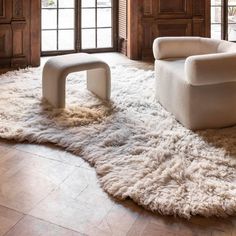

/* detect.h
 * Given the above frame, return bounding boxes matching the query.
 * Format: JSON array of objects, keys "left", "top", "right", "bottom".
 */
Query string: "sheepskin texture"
[{"left": 1, "top": 66, "right": 236, "bottom": 219}]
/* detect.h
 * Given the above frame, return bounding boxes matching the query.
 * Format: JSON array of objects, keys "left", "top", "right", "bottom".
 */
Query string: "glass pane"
[
  {"left": 82, "top": 9, "right": 96, "bottom": 28},
  {"left": 97, "top": 28, "right": 112, "bottom": 48},
  {"left": 42, "top": 30, "right": 57, "bottom": 51},
  {"left": 81, "top": 0, "right": 95, "bottom": 8},
  {"left": 228, "top": 5, "right": 236, "bottom": 41},
  {"left": 229, "top": 0, "right": 236, "bottom": 5},
  {"left": 58, "top": 30, "right": 74, "bottom": 50},
  {"left": 211, "top": 0, "right": 222, "bottom": 6},
  {"left": 59, "top": 9, "right": 74, "bottom": 29},
  {"left": 211, "top": 24, "right": 222, "bottom": 39},
  {"left": 228, "top": 6, "right": 236, "bottom": 22},
  {"left": 97, "top": 8, "right": 112, "bottom": 27},
  {"left": 97, "top": 0, "right": 112, "bottom": 7},
  {"left": 228, "top": 24, "right": 236, "bottom": 41},
  {"left": 211, "top": 7, "right": 222, "bottom": 23},
  {"left": 58, "top": 0, "right": 74, "bottom": 8},
  {"left": 82, "top": 29, "right": 96, "bottom": 49},
  {"left": 42, "top": 9, "right": 57, "bottom": 29},
  {"left": 42, "top": 0, "right": 57, "bottom": 8}
]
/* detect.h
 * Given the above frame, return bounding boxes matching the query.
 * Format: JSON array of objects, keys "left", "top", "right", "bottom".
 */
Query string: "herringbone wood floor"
[{"left": 1, "top": 139, "right": 236, "bottom": 236}]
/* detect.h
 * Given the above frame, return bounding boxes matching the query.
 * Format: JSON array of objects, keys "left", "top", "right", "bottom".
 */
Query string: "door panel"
[
  {"left": 155, "top": 19, "right": 192, "bottom": 36},
  {"left": 0, "top": 0, "right": 12, "bottom": 23},
  {"left": 0, "top": 0, "right": 40, "bottom": 68},
  {"left": 0, "top": 24, "right": 12, "bottom": 57},
  {"left": 156, "top": 0, "right": 192, "bottom": 18}
]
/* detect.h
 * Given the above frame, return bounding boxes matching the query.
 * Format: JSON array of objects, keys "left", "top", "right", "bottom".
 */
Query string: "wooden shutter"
[{"left": 118, "top": 0, "right": 127, "bottom": 55}]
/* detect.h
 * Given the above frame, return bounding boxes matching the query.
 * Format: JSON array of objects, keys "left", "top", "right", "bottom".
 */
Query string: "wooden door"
[
  {"left": 0, "top": 0, "right": 40, "bottom": 68},
  {"left": 125, "top": 0, "right": 210, "bottom": 60},
  {"left": 0, "top": 0, "right": 12, "bottom": 66}
]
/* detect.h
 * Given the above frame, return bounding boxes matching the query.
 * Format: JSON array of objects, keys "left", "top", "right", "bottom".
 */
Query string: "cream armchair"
[{"left": 153, "top": 37, "right": 236, "bottom": 130}]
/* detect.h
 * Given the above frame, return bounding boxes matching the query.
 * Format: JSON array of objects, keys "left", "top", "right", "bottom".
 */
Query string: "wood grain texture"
[
  {"left": 193, "top": 0, "right": 205, "bottom": 16},
  {"left": 0, "top": 0, "right": 12, "bottom": 23},
  {"left": 0, "top": 0, "right": 40, "bottom": 68},
  {"left": 0, "top": 24, "right": 12, "bottom": 58},
  {"left": 118, "top": 0, "right": 127, "bottom": 55},
  {"left": 13, "top": 0, "right": 23, "bottom": 18},
  {"left": 30, "top": 0, "right": 40, "bottom": 67},
  {"left": 127, "top": 0, "right": 141, "bottom": 59},
  {"left": 157, "top": 0, "right": 192, "bottom": 18},
  {"left": 143, "top": 0, "right": 153, "bottom": 16},
  {"left": 126, "top": 0, "right": 210, "bottom": 59},
  {"left": 0, "top": 0, "right": 3, "bottom": 17},
  {"left": 4, "top": 216, "right": 84, "bottom": 236},
  {"left": 0, "top": 206, "right": 23, "bottom": 236}
]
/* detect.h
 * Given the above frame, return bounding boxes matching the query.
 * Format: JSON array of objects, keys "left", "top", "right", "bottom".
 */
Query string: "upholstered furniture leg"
[{"left": 87, "top": 68, "right": 111, "bottom": 101}]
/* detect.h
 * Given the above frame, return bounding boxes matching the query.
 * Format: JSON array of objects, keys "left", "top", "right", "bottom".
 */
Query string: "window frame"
[
  {"left": 41, "top": 0, "right": 77, "bottom": 56},
  {"left": 211, "top": 0, "right": 236, "bottom": 42},
  {"left": 41, "top": 0, "right": 118, "bottom": 56}
]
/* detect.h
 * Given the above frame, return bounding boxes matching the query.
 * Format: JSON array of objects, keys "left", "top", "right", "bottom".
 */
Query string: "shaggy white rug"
[{"left": 1, "top": 65, "right": 236, "bottom": 219}]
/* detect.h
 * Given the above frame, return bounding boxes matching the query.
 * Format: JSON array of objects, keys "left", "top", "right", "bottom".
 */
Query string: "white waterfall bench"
[{"left": 42, "top": 53, "right": 111, "bottom": 108}]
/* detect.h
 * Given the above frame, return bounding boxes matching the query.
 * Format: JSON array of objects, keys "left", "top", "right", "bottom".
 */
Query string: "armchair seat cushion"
[{"left": 157, "top": 58, "right": 186, "bottom": 82}]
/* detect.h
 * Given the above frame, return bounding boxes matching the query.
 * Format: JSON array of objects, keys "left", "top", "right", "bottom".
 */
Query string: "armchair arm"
[
  {"left": 185, "top": 53, "right": 236, "bottom": 86},
  {"left": 153, "top": 37, "right": 203, "bottom": 60}
]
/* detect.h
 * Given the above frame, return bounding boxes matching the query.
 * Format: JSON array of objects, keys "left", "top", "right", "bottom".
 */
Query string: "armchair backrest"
[
  {"left": 216, "top": 40, "right": 236, "bottom": 53},
  {"left": 153, "top": 37, "right": 236, "bottom": 60}
]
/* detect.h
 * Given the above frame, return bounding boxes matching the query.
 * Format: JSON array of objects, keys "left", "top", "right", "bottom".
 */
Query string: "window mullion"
[
  {"left": 223, "top": 0, "right": 228, "bottom": 40},
  {"left": 95, "top": 0, "right": 98, "bottom": 48},
  {"left": 57, "top": 0, "right": 59, "bottom": 50}
]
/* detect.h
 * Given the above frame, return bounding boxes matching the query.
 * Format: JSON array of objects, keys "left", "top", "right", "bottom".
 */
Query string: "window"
[
  {"left": 211, "top": 0, "right": 236, "bottom": 41},
  {"left": 228, "top": 0, "right": 236, "bottom": 41},
  {"left": 211, "top": 0, "right": 222, "bottom": 39},
  {"left": 81, "top": 0, "right": 113, "bottom": 49},
  {"left": 41, "top": 0, "right": 116, "bottom": 55},
  {"left": 41, "top": 0, "right": 75, "bottom": 52}
]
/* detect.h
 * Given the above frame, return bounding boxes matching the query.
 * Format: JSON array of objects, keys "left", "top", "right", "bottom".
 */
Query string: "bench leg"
[
  {"left": 87, "top": 68, "right": 111, "bottom": 101},
  {"left": 42, "top": 70, "right": 66, "bottom": 109}
]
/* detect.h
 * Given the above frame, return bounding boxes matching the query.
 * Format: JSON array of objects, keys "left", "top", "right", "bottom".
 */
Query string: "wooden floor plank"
[
  {"left": 0, "top": 205, "right": 23, "bottom": 236},
  {"left": 4, "top": 215, "right": 84, "bottom": 236}
]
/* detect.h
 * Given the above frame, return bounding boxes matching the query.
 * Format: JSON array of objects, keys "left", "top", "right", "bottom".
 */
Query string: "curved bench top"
[
  {"left": 45, "top": 53, "right": 109, "bottom": 69},
  {"left": 43, "top": 53, "right": 110, "bottom": 77}
]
